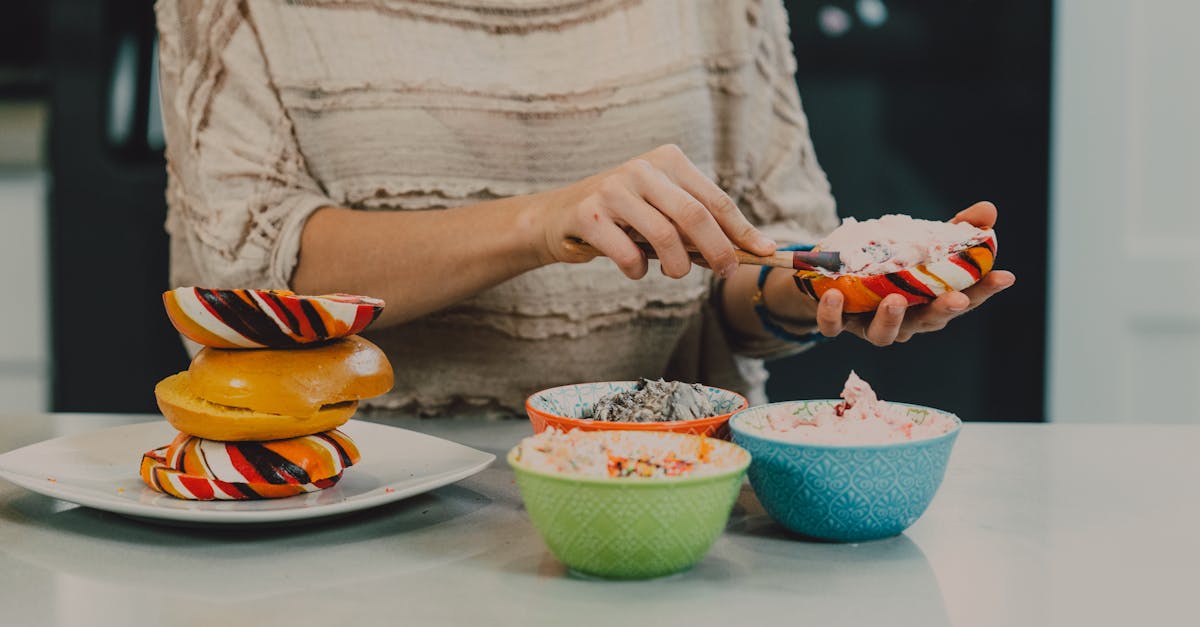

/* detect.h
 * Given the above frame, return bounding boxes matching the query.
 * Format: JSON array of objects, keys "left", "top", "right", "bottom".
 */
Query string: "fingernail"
[
  {"left": 947, "top": 304, "right": 967, "bottom": 313},
  {"left": 826, "top": 291, "right": 842, "bottom": 306},
  {"left": 887, "top": 304, "right": 905, "bottom": 316},
  {"left": 754, "top": 235, "right": 776, "bottom": 251}
]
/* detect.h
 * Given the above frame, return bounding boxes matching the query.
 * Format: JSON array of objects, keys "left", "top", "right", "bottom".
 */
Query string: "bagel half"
[
  {"left": 187, "top": 335, "right": 394, "bottom": 418},
  {"left": 794, "top": 232, "right": 997, "bottom": 314},
  {"left": 140, "top": 429, "right": 360, "bottom": 500},
  {"left": 163, "top": 287, "right": 384, "bottom": 349}
]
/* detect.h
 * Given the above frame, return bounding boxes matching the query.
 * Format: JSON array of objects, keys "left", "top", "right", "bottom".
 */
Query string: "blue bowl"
[{"left": 729, "top": 400, "right": 961, "bottom": 543}]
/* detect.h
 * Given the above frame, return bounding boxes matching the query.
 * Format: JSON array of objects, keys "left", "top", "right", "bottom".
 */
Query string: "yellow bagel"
[
  {"left": 155, "top": 372, "right": 358, "bottom": 441},
  {"left": 187, "top": 335, "right": 394, "bottom": 418}
]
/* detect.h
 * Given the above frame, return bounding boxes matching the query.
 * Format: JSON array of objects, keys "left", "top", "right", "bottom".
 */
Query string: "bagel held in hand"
[
  {"left": 794, "top": 215, "right": 998, "bottom": 314},
  {"left": 812, "top": 201, "right": 1016, "bottom": 346}
]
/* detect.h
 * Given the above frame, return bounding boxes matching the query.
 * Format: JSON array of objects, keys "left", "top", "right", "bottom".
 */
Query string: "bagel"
[
  {"left": 163, "top": 287, "right": 384, "bottom": 349},
  {"left": 155, "top": 372, "right": 358, "bottom": 441},
  {"left": 140, "top": 429, "right": 360, "bottom": 500},
  {"left": 794, "top": 216, "right": 997, "bottom": 314},
  {"left": 187, "top": 335, "right": 394, "bottom": 418}
]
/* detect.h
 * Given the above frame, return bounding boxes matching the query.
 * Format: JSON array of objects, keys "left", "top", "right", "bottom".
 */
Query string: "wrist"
[
  {"left": 752, "top": 245, "right": 829, "bottom": 344},
  {"left": 511, "top": 190, "right": 557, "bottom": 269},
  {"left": 761, "top": 267, "right": 819, "bottom": 326}
]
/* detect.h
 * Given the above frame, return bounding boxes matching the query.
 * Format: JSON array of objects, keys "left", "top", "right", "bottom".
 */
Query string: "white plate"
[{"left": 0, "top": 420, "right": 495, "bottom": 525}]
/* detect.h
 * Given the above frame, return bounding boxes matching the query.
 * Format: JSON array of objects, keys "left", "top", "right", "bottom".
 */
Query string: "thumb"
[{"left": 951, "top": 201, "right": 998, "bottom": 228}]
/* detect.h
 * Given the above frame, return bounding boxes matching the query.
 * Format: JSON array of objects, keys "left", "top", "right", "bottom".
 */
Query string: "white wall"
[
  {"left": 1049, "top": 0, "right": 1200, "bottom": 422},
  {"left": 0, "top": 170, "right": 48, "bottom": 412},
  {"left": 0, "top": 100, "right": 48, "bottom": 413}
]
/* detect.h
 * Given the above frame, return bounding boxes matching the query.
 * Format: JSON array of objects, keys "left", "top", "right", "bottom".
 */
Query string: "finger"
[
  {"left": 628, "top": 161, "right": 739, "bottom": 278},
  {"left": 603, "top": 176, "right": 691, "bottom": 278},
  {"left": 646, "top": 144, "right": 776, "bottom": 256},
  {"left": 951, "top": 201, "right": 998, "bottom": 228},
  {"left": 864, "top": 294, "right": 907, "bottom": 346},
  {"left": 932, "top": 290, "right": 970, "bottom": 315},
  {"left": 907, "top": 291, "right": 969, "bottom": 331},
  {"left": 580, "top": 216, "right": 648, "bottom": 279},
  {"left": 816, "top": 289, "right": 845, "bottom": 337},
  {"left": 896, "top": 270, "right": 1014, "bottom": 335},
  {"left": 961, "top": 270, "right": 1015, "bottom": 309}
]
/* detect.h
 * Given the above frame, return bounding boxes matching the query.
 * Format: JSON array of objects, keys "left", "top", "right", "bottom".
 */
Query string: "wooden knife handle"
[{"left": 563, "top": 238, "right": 797, "bottom": 269}]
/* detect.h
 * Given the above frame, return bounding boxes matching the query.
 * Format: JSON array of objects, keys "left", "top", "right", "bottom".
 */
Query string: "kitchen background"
[{"left": 0, "top": 0, "right": 1193, "bottom": 423}]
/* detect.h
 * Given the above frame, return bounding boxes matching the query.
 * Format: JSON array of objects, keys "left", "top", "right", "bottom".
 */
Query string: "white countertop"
[{"left": 1, "top": 414, "right": 1197, "bottom": 627}]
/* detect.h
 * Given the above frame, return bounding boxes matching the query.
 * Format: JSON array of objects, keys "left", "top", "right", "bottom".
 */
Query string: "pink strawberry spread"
[
  {"left": 816, "top": 214, "right": 990, "bottom": 276},
  {"left": 762, "top": 372, "right": 958, "bottom": 445}
]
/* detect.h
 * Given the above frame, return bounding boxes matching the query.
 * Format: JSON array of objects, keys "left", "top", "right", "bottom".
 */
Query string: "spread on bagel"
[
  {"left": 142, "top": 288, "right": 393, "bottom": 500},
  {"left": 794, "top": 214, "right": 997, "bottom": 313}
]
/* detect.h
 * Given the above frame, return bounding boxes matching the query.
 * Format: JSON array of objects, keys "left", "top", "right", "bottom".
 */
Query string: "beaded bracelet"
[{"left": 753, "top": 243, "right": 831, "bottom": 344}]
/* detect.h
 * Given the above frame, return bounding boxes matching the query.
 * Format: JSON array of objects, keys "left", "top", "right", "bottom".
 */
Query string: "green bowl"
[{"left": 508, "top": 431, "right": 750, "bottom": 579}]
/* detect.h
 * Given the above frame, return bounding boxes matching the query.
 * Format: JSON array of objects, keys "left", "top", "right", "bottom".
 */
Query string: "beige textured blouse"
[{"left": 155, "top": 0, "right": 840, "bottom": 417}]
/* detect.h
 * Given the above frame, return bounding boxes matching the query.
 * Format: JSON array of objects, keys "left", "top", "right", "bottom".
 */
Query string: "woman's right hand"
[{"left": 530, "top": 144, "right": 778, "bottom": 280}]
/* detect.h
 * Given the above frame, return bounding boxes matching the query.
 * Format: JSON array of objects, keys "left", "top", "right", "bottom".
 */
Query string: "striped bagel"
[
  {"left": 139, "top": 429, "right": 361, "bottom": 500},
  {"left": 163, "top": 288, "right": 384, "bottom": 349},
  {"left": 794, "top": 232, "right": 997, "bottom": 314}
]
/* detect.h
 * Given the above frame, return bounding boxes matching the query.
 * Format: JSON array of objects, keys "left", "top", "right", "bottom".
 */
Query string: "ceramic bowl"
[
  {"left": 525, "top": 381, "right": 748, "bottom": 439},
  {"left": 507, "top": 430, "right": 750, "bottom": 579},
  {"left": 729, "top": 400, "right": 961, "bottom": 543}
]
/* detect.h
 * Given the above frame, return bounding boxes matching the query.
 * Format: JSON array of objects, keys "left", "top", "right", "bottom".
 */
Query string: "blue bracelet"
[{"left": 753, "top": 243, "right": 831, "bottom": 344}]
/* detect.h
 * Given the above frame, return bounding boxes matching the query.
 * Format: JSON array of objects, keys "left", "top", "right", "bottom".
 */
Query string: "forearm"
[
  {"left": 292, "top": 195, "right": 549, "bottom": 328},
  {"left": 721, "top": 265, "right": 819, "bottom": 341},
  {"left": 293, "top": 144, "right": 787, "bottom": 331}
]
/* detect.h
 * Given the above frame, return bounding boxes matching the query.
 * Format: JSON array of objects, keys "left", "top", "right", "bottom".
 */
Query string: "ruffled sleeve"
[
  {"left": 156, "top": 0, "right": 335, "bottom": 289},
  {"left": 714, "top": 0, "right": 842, "bottom": 361},
  {"left": 738, "top": 0, "right": 840, "bottom": 247}
]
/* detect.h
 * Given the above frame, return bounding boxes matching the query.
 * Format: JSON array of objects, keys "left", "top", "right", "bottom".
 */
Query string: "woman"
[{"left": 155, "top": 0, "right": 1013, "bottom": 416}]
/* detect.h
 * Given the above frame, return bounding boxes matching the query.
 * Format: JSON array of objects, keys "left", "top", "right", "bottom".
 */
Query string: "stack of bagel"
[{"left": 140, "top": 287, "right": 394, "bottom": 500}]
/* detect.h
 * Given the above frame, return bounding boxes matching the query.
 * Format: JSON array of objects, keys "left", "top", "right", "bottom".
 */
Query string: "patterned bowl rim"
[
  {"left": 729, "top": 399, "right": 963, "bottom": 451},
  {"left": 505, "top": 432, "right": 751, "bottom": 487},
  {"left": 525, "top": 381, "right": 750, "bottom": 430}
]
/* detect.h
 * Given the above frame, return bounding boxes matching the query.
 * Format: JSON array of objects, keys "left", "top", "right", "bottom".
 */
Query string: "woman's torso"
[{"left": 196, "top": 0, "right": 809, "bottom": 415}]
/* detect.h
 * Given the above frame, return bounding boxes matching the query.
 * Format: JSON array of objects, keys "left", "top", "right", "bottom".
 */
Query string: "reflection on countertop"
[{"left": 3, "top": 415, "right": 1199, "bottom": 626}]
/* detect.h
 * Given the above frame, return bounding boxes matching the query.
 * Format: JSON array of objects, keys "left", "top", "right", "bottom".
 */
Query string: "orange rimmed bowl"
[{"left": 525, "top": 381, "right": 749, "bottom": 439}]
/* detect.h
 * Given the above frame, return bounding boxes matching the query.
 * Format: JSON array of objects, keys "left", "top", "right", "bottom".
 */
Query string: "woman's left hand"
[{"left": 814, "top": 201, "right": 1016, "bottom": 346}]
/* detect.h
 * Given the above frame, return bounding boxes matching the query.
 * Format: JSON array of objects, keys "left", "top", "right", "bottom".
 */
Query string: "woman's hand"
[
  {"left": 531, "top": 144, "right": 777, "bottom": 280},
  {"left": 814, "top": 201, "right": 1016, "bottom": 346}
]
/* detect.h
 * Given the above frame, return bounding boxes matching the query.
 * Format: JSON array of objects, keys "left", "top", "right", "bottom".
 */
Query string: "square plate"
[{"left": 0, "top": 420, "right": 495, "bottom": 525}]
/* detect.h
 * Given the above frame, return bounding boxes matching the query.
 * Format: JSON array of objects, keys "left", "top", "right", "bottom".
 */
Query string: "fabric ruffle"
[{"left": 158, "top": 0, "right": 840, "bottom": 414}]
